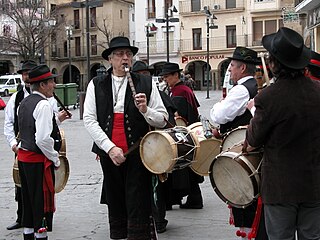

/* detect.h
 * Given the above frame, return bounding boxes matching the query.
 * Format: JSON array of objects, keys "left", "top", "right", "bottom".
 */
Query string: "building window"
[
  {"left": 253, "top": 21, "right": 262, "bottom": 46},
  {"left": 90, "top": 7, "right": 96, "bottom": 27},
  {"left": 64, "top": 41, "right": 67, "bottom": 58},
  {"left": 75, "top": 37, "right": 81, "bottom": 56},
  {"left": 164, "top": 0, "right": 172, "bottom": 12},
  {"left": 254, "top": 0, "right": 275, "bottom": 2},
  {"left": 120, "top": 9, "right": 122, "bottom": 19},
  {"left": 74, "top": 10, "right": 80, "bottom": 29},
  {"left": 226, "top": 25, "right": 236, "bottom": 48},
  {"left": 226, "top": 0, "right": 236, "bottom": 9},
  {"left": 91, "top": 35, "right": 97, "bottom": 55},
  {"left": 147, "top": 0, "right": 155, "bottom": 19},
  {"left": 191, "top": 0, "right": 200, "bottom": 12},
  {"left": 253, "top": 19, "right": 282, "bottom": 46},
  {"left": 192, "top": 28, "right": 202, "bottom": 50},
  {"left": 265, "top": 20, "right": 276, "bottom": 35}
]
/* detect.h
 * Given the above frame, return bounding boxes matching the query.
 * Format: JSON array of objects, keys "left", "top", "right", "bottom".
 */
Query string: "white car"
[{"left": 0, "top": 74, "right": 23, "bottom": 96}]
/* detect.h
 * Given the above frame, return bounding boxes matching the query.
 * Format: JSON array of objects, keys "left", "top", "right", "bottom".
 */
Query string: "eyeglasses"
[{"left": 113, "top": 50, "right": 133, "bottom": 57}]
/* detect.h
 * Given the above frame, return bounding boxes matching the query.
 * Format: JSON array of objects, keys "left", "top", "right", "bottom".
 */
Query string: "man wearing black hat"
[
  {"left": 305, "top": 50, "right": 320, "bottom": 81},
  {"left": 245, "top": 27, "right": 320, "bottom": 239},
  {"left": 83, "top": 36, "right": 168, "bottom": 239},
  {"left": 159, "top": 62, "right": 204, "bottom": 210},
  {"left": 17, "top": 64, "right": 62, "bottom": 240},
  {"left": 210, "top": 47, "right": 262, "bottom": 238}
]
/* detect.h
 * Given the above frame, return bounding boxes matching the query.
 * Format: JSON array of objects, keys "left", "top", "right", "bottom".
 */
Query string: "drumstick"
[
  {"left": 258, "top": 52, "right": 270, "bottom": 86},
  {"left": 53, "top": 92, "right": 72, "bottom": 117}
]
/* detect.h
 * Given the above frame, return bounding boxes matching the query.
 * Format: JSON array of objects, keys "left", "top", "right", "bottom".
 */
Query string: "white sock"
[
  {"left": 35, "top": 232, "right": 47, "bottom": 238},
  {"left": 23, "top": 228, "right": 34, "bottom": 235}
]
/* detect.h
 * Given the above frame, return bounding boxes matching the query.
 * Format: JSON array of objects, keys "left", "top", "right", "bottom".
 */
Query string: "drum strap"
[{"left": 151, "top": 175, "right": 158, "bottom": 206}]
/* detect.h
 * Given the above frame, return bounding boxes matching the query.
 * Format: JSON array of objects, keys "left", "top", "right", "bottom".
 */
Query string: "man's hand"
[
  {"left": 58, "top": 110, "right": 72, "bottom": 122},
  {"left": 134, "top": 93, "right": 147, "bottom": 113},
  {"left": 108, "top": 146, "right": 126, "bottom": 166},
  {"left": 11, "top": 144, "right": 18, "bottom": 154}
]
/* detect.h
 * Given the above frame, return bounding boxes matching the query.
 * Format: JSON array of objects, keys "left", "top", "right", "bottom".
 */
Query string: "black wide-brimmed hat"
[
  {"left": 102, "top": 36, "right": 138, "bottom": 60},
  {"left": 132, "top": 61, "right": 154, "bottom": 74},
  {"left": 28, "top": 64, "right": 58, "bottom": 83},
  {"left": 309, "top": 51, "right": 320, "bottom": 68},
  {"left": 228, "top": 47, "right": 258, "bottom": 64},
  {"left": 17, "top": 60, "right": 38, "bottom": 74},
  {"left": 262, "top": 27, "right": 311, "bottom": 70},
  {"left": 159, "top": 62, "right": 182, "bottom": 76}
]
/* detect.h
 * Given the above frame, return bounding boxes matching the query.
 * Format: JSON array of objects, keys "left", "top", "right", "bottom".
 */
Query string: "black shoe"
[
  {"left": 7, "top": 221, "right": 22, "bottom": 230},
  {"left": 156, "top": 219, "right": 168, "bottom": 234},
  {"left": 180, "top": 203, "right": 203, "bottom": 209}
]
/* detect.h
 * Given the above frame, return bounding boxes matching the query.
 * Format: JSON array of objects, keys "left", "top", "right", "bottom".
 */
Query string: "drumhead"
[
  {"left": 175, "top": 116, "right": 188, "bottom": 126},
  {"left": 55, "top": 155, "right": 70, "bottom": 193},
  {"left": 191, "top": 138, "right": 221, "bottom": 176},
  {"left": 221, "top": 126, "right": 247, "bottom": 152},
  {"left": 209, "top": 151, "right": 260, "bottom": 208},
  {"left": 140, "top": 131, "right": 178, "bottom": 174}
]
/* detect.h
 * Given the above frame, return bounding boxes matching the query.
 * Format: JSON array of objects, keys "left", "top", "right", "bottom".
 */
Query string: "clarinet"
[
  {"left": 123, "top": 64, "right": 137, "bottom": 99},
  {"left": 53, "top": 92, "right": 72, "bottom": 117}
]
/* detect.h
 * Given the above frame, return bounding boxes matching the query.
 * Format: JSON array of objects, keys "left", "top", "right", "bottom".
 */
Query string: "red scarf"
[{"left": 18, "top": 149, "right": 55, "bottom": 213}]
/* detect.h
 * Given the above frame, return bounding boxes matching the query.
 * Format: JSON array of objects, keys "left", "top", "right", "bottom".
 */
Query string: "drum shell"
[
  {"left": 210, "top": 145, "right": 263, "bottom": 208},
  {"left": 140, "top": 126, "right": 199, "bottom": 174},
  {"left": 55, "top": 155, "right": 70, "bottom": 193},
  {"left": 187, "top": 122, "right": 221, "bottom": 176}
]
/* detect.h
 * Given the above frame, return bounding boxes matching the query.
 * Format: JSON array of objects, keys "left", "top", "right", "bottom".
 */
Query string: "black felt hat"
[
  {"left": 262, "top": 27, "right": 311, "bottom": 69},
  {"left": 102, "top": 36, "right": 138, "bottom": 60},
  {"left": 132, "top": 61, "right": 154, "bottom": 74},
  {"left": 159, "top": 62, "right": 182, "bottom": 76},
  {"left": 309, "top": 51, "right": 320, "bottom": 68},
  {"left": 228, "top": 47, "right": 258, "bottom": 64},
  {"left": 28, "top": 64, "right": 58, "bottom": 83},
  {"left": 17, "top": 60, "right": 38, "bottom": 74}
]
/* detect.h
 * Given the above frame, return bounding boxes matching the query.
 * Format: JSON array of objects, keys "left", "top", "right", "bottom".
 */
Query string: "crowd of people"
[{"left": 3, "top": 27, "right": 320, "bottom": 240}]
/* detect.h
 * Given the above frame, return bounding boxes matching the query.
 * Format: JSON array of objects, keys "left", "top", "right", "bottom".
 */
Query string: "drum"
[
  {"left": 187, "top": 122, "right": 221, "bottom": 176},
  {"left": 209, "top": 144, "right": 263, "bottom": 208},
  {"left": 13, "top": 157, "right": 21, "bottom": 187},
  {"left": 59, "top": 129, "right": 66, "bottom": 157},
  {"left": 175, "top": 116, "right": 188, "bottom": 126},
  {"left": 140, "top": 126, "right": 199, "bottom": 174},
  {"left": 221, "top": 126, "right": 247, "bottom": 152},
  {"left": 55, "top": 155, "right": 70, "bottom": 193}
]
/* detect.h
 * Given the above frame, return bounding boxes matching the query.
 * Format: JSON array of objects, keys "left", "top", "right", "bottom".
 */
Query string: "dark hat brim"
[
  {"left": 227, "top": 56, "right": 258, "bottom": 64},
  {"left": 28, "top": 74, "right": 58, "bottom": 84},
  {"left": 262, "top": 33, "right": 310, "bottom": 69},
  {"left": 102, "top": 46, "right": 139, "bottom": 60},
  {"left": 159, "top": 68, "right": 183, "bottom": 76}
]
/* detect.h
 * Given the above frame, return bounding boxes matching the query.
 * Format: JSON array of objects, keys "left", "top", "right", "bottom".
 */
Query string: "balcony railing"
[
  {"left": 135, "top": 34, "right": 261, "bottom": 55},
  {"left": 179, "top": 0, "right": 245, "bottom": 14},
  {"left": 49, "top": 44, "right": 106, "bottom": 59}
]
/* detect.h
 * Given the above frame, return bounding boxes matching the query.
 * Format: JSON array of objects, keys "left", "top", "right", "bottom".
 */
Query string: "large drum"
[
  {"left": 174, "top": 116, "right": 188, "bottom": 127},
  {"left": 140, "top": 126, "right": 199, "bottom": 174},
  {"left": 221, "top": 126, "right": 247, "bottom": 152},
  {"left": 187, "top": 122, "right": 221, "bottom": 176},
  {"left": 209, "top": 144, "right": 263, "bottom": 208}
]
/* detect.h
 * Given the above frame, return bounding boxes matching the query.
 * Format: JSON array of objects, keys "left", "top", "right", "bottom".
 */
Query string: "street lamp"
[
  {"left": 145, "top": 22, "right": 156, "bottom": 65},
  {"left": 156, "top": 5, "right": 179, "bottom": 62},
  {"left": 65, "top": 25, "right": 73, "bottom": 83},
  {"left": 204, "top": 6, "right": 218, "bottom": 99}
]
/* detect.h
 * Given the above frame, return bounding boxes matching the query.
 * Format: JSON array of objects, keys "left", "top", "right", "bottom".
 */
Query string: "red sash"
[
  {"left": 111, "top": 113, "right": 128, "bottom": 153},
  {"left": 18, "top": 149, "right": 55, "bottom": 213}
]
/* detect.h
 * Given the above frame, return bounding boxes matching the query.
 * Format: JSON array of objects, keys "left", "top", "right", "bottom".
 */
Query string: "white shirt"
[
  {"left": 83, "top": 75, "right": 168, "bottom": 154},
  {"left": 210, "top": 76, "right": 253, "bottom": 124},
  {"left": 4, "top": 86, "right": 60, "bottom": 149}
]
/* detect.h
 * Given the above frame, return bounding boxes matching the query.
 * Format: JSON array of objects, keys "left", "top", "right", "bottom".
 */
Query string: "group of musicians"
[{"left": 4, "top": 27, "right": 320, "bottom": 240}]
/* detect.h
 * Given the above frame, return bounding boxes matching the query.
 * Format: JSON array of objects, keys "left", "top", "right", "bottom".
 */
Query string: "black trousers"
[
  {"left": 99, "top": 153, "right": 156, "bottom": 240},
  {"left": 15, "top": 185, "right": 23, "bottom": 223},
  {"left": 19, "top": 161, "right": 54, "bottom": 232}
]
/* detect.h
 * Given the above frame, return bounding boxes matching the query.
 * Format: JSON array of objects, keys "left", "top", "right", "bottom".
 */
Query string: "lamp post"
[
  {"left": 156, "top": 5, "right": 179, "bottom": 62},
  {"left": 204, "top": 6, "right": 218, "bottom": 99},
  {"left": 145, "top": 23, "right": 150, "bottom": 65},
  {"left": 65, "top": 25, "right": 73, "bottom": 83}
]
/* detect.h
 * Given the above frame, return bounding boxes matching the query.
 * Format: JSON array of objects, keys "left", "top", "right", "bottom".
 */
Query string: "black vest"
[
  {"left": 18, "top": 94, "right": 61, "bottom": 154},
  {"left": 91, "top": 69, "right": 152, "bottom": 157},
  {"left": 220, "top": 78, "right": 257, "bottom": 134},
  {"left": 14, "top": 89, "right": 26, "bottom": 136}
]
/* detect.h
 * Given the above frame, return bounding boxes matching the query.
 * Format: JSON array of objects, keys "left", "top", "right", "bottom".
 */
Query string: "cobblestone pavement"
[{"left": 0, "top": 90, "right": 237, "bottom": 240}]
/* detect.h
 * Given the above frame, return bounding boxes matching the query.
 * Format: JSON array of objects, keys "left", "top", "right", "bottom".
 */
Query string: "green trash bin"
[
  {"left": 54, "top": 84, "right": 65, "bottom": 107},
  {"left": 64, "top": 83, "right": 78, "bottom": 106}
]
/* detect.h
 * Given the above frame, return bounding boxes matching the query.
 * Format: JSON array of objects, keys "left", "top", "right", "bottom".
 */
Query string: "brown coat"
[{"left": 246, "top": 75, "right": 320, "bottom": 204}]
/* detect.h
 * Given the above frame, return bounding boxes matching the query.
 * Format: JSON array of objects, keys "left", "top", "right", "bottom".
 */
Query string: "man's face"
[
  {"left": 229, "top": 60, "right": 245, "bottom": 83},
  {"left": 162, "top": 72, "right": 179, "bottom": 88},
  {"left": 40, "top": 79, "right": 56, "bottom": 98},
  {"left": 21, "top": 71, "right": 31, "bottom": 87},
  {"left": 109, "top": 48, "right": 133, "bottom": 75}
]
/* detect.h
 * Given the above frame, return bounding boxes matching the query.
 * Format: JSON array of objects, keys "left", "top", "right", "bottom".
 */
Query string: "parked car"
[
  {"left": 0, "top": 74, "right": 23, "bottom": 96},
  {"left": 222, "top": 63, "right": 233, "bottom": 98}
]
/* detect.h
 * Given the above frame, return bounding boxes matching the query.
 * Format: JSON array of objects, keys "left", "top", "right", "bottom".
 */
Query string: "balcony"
[
  {"left": 135, "top": 34, "right": 262, "bottom": 56},
  {"left": 179, "top": 0, "right": 245, "bottom": 14}
]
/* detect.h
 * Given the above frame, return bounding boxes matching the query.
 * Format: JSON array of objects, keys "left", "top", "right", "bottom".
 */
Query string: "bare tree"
[{"left": 0, "top": 1, "right": 60, "bottom": 62}]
